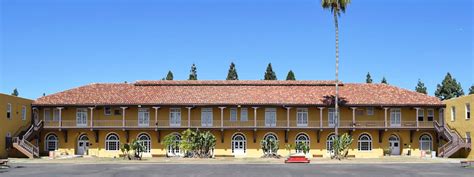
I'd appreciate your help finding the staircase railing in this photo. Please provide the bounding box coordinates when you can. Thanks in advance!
[434,120,471,157]
[13,137,39,157]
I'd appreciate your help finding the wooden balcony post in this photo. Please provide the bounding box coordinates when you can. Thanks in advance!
[384,108,389,128]
[121,107,128,128]
[253,107,258,127]
[186,107,192,127]
[219,107,226,128]
[415,107,420,128]
[318,107,324,128]
[286,107,291,128]
[351,107,356,127]
[57,107,63,128]
[152,107,160,127]
[88,107,94,128]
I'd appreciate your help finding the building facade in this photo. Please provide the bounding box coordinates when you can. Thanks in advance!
[27,80,446,158]
[443,94,473,159]
[0,93,33,159]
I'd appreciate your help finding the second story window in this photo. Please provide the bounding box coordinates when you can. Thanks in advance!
[297,108,308,126]
[6,103,12,119]
[21,106,26,120]
[427,109,434,121]
[417,109,424,121]
[240,108,248,121]
[451,106,456,121]
[230,108,238,121]
[466,103,471,119]
[169,108,181,126]
[138,108,150,126]
[44,108,51,121]
[104,107,112,116]
[53,109,60,121]
[366,107,374,116]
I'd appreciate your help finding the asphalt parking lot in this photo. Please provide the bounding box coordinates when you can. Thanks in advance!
[1,163,472,177]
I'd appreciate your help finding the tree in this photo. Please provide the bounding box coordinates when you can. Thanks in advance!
[435,72,464,100]
[226,62,239,80]
[381,77,388,84]
[469,85,474,95]
[166,71,174,80]
[415,79,428,94]
[11,88,19,96]
[188,64,197,80]
[366,72,373,83]
[331,133,353,160]
[322,0,350,136]
[264,63,277,80]
[260,138,280,158]
[286,70,296,80]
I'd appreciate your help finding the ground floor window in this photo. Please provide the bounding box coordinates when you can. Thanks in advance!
[168,134,181,155]
[358,134,372,151]
[295,133,310,154]
[326,134,336,153]
[45,134,58,151]
[138,133,151,153]
[419,134,432,152]
[105,133,120,151]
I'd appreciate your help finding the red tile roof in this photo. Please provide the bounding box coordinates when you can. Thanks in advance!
[33,80,444,107]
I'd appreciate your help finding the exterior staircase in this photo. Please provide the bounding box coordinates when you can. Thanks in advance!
[12,120,43,159]
[285,155,310,163]
[434,121,471,158]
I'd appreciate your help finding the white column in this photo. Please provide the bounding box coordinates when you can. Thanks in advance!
[351,107,357,127]
[186,107,192,127]
[57,107,63,127]
[88,107,94,128]
[415,107,420,128]
[286,107,291,128]
[152,107,160,127]
[121,107,128,128]
[384,108,389,127]
[219,107,226,128]
[318,107,324,128]
[253,107,258,127]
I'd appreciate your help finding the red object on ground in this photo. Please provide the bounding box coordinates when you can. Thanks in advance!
[285,156,310,163]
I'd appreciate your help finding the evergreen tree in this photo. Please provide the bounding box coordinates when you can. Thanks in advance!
[366,72,373,83]
[286,70,296,80]
[226,62,239,80]
[415,79,427,94]
[188,64,197,80]
[469,85,474,95]
[166,70,174,80]
[11,88,19,96]
[435,72,464,100]
[381,77,388,84]
[264,63,277,80]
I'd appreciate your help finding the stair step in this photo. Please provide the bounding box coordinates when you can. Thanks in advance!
[285,156,310,163]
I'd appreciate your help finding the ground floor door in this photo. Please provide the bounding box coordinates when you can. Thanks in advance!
[232,134,246,156]
[389,135,400,155]
[77,135,89,155]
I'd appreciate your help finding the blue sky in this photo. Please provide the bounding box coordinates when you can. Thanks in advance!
[0,0,472,99]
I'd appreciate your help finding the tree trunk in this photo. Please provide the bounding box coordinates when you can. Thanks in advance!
[334,11,339,137]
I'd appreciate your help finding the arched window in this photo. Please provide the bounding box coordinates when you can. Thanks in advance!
[326,134,336,153]
[138,133,151,153]
[168,134,181,155]
[358,134,372,151]
[45,134,58,151]
[263,133,278,141]
[295,133,310,153]
[419,134,432,152]
[105,133,120,151]
[231,133,246,154]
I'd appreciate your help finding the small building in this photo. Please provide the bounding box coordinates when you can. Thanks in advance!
[443,94,473,159]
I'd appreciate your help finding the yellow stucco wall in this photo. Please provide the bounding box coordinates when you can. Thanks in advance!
[0,93,33,159]
[444,94,474,159]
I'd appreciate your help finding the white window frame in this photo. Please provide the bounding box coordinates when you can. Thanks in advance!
[6,103,12,119]
[417,109,425,122]
[419,134,432,152]
[264,108,277,127]
[240,108,248,121]
[427,109,434,121]
[137,133,151,153]
[466,103,471,120]
[76,108,88,127]
[45,134,59,151]
[296,108,308,127]
[167,133,182,155]
[295,133,310,154]
[169,108,181,127]
[366,107,374,116]
[466,132,471,143]
[390,108,401,127]
[104,107,112,116]
[231,133,247,154]
[53,108,60,121]
[451,106,456,121]
[358,134,372,152]
[230,108,238,122]
[138,108,150,127]
[21,106,26,121]
[44,108,51,121]
[105,133,120,151]
[328,108,337,127]
[326,134,336,154]
[201,108,213,127]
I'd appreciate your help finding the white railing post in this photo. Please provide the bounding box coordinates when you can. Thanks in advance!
[253,107,258,127]
[219,107,226,128]
[121,107,128,128]
[186,107,192,127]
[88,107,94,128]
[153,106,160,127]
[415,107,420,128]
[384,108,388,128]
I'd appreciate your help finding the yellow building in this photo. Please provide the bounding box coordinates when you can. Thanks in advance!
[443,94,473,159]
[0,93,33,159]
[14,80,450,158]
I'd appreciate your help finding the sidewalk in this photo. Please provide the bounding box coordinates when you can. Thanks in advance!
[7,156,465,165]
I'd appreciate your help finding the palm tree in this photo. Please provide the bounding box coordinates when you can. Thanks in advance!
[321,0,351,136]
